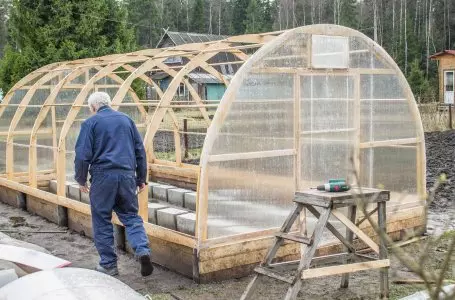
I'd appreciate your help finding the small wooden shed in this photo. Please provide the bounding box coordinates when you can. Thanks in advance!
[430,50,455,103]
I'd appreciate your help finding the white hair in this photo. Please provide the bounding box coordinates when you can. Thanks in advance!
[88,92,111,111]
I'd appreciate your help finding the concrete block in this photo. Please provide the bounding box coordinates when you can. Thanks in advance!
[147,203,168,224]
[67,184,81,201]
[168,188,190,207]
[157,208,187,230]
[49,180,58,194]
[152,184,174,201]
[184,192,197,211]
[80,191,90,204]
[176,213,196,236]
[148,182,161,199]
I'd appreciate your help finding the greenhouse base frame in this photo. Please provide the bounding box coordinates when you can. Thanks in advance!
[0,180,425,282]
[0,24,426,282]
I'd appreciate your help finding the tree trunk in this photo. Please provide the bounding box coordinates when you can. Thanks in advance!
[405,0,408,75]
[218,0,221,35]
[209,1,212,34]
[374,0,378,42]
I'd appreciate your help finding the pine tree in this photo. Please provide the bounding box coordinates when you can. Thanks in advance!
[190,0,205,33]
[232,0,250,34]
[126,0,160,48]
[244,0,261,33]
[339,0,357,28]
[0,0,136,92]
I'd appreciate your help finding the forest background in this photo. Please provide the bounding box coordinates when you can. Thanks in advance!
[0,0,450,102]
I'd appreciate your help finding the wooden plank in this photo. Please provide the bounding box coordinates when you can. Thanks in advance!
[301,259,390,279]
[208,149,296,163]
[340,205,357,288]
[254,266,293,283]
[331,209,380,254]
[359,138,418,149]
[0,177,196,248]
[275,232,311,245]
[378,202,389,298]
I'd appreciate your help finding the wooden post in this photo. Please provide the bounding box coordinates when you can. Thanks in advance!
[378,201,389,299]
[340,205,357,288]
[449,104,453,129]
[183,118,189,159]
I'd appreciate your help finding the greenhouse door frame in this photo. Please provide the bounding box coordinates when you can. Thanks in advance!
[294,72,361,191]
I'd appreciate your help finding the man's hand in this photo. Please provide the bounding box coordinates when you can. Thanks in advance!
[80,184,90,194]
[138,183,146,194]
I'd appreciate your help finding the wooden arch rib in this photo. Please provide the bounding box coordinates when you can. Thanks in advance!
[28,66,94,187]
[5,66,70,178]
[0,62,62,120]
[143,42,241,157]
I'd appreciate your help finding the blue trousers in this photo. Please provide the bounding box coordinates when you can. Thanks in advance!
[89,171,150,268]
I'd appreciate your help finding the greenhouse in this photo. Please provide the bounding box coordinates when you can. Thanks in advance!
[0,24,426,281]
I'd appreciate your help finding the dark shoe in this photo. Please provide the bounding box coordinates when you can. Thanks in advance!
[139,255,153,277]
[95,264,119,276]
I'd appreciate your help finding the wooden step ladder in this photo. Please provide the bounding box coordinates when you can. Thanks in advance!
[240,188,390,300]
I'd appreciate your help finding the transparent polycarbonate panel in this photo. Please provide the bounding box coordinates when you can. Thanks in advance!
[28,89,50,105]
[300,132,355,187]
[254,32,309,68]
[361,100,416,142]
[349,36,390,69]
[361,74,405,99]
[9,89,27,104]
[211,73,294,155]
[13,143,29,172]
[312,35,349,69]
[0,140,5,173]
[0,107,18,132]
[301,75,354,131]
[360,146,417,193]
[207,156,294,238]
[360,74,416,142]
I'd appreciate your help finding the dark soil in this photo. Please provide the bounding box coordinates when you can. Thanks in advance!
[1,201,453,300]
[425,130,455,210]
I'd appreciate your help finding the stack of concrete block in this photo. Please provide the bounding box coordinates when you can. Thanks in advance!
[157,208,188,230]
[147,182,197,212]
[176,213,196,235]
[184,192,196,211]
[151,184,174,202]
[147,203,168,224]
[49,180,89,204]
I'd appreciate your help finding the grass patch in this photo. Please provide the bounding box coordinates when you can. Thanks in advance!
[155,148,202,162]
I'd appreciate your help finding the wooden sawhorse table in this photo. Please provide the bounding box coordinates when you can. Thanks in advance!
[241,188,390,300]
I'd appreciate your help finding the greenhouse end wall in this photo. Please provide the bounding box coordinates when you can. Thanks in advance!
[199,25,425,241]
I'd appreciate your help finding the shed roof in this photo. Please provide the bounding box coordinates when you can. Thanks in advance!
[156,31,229,48]
[430,50,455,59]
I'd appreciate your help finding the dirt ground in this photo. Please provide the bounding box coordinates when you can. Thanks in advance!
[0,201,454,300]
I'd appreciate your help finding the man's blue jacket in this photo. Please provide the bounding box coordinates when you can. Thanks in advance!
[74,106,147,187]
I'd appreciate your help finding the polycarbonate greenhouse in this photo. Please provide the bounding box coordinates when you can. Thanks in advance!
[0,24,426,281]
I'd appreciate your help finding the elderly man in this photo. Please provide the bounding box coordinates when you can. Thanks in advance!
[74,92,153,277]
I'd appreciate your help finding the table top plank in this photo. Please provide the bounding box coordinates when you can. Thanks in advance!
[294,188,390,207]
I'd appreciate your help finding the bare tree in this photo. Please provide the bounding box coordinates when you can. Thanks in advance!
[374,0,378,42]
[405,0,408,74]
[218,0,221,35]
[209,1,213,34]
